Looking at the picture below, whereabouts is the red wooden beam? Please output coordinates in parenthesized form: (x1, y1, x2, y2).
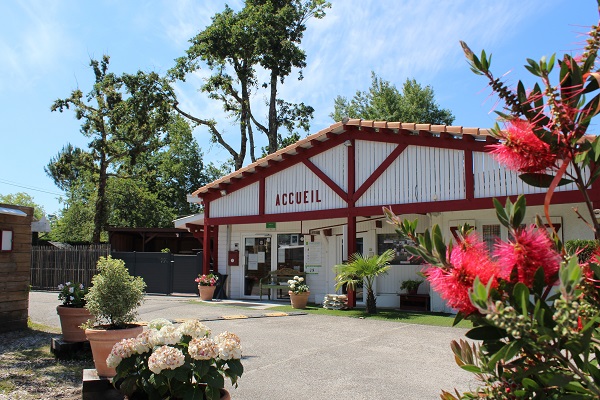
(203, 202, 211, 275)
(465, 149, 475, 201)
(302, 159, 348, 203)
(200, 135, 348, 203)
(353, 144, 408, 202)
(204, 189, 594, 226)
(259, 178, 265, 215)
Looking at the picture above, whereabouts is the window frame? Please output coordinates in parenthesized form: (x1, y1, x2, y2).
(1, 229, 14, 252)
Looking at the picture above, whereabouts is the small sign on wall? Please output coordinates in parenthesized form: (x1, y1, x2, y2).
(266, 222, 276, 229)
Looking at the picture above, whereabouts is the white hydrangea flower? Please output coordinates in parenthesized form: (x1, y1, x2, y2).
(65, 281, 71, 286)
(134, 330, 154, 353)
(214, 331, 242, 360)
(293, 276, 300, 280)
(178, 319, 211, 339)
(148, 318, 173, 330)
(188, 337, 218, 360)
(298, 277, 304, 282)
(156, 325, 182, 345)
(106, 338, 139, 368)
(148, 345, 185, 375)
(57, 284, 64, 290)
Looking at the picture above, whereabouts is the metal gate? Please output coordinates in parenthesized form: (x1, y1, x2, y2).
(112, 252, 203, 295)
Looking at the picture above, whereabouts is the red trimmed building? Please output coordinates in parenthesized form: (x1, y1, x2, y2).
(176, 119, 599, 312)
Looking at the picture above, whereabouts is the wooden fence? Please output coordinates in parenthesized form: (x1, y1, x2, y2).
(30, 244, 111, 290)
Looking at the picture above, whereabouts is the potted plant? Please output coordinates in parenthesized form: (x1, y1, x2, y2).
(287, 276, 310, 309)
(56, 281, 90, 342)
(83, 256, 146, 377)
(109, 318, 243, 400)
(196, 273, 219, 301)
(334, 249, 395, 314)
(400, 279, 424, 295)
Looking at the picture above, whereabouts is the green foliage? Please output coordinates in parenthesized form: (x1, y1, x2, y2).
(330, 72, 455, 125)
(57, 282, 89, 308)
(169, 0, 330, 168)
(334, 249, 395, 314)
(461, 17, 600, 238)
(0, 192, 46, 220)
(84, 256, 146, 329)
(565, 239, 599, 263)
(388, 196, 600, 398)
(51, 55, 172, 243)
(400, 279, 423, 293)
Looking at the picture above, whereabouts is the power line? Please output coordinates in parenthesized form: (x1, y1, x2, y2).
(0, 179, 64, 196)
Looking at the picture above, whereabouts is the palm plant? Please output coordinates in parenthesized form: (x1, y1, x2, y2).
(334, 249, 395, 314)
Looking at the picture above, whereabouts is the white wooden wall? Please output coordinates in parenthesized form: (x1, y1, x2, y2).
(211, 182, 259, 218)
(265, 163, 346, 214)
(356, 145, 465, 207)
(310, 144, 348, 192)
(472, 152, 583, 198)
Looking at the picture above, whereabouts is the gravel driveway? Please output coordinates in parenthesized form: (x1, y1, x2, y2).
(25, 291, 478, 399)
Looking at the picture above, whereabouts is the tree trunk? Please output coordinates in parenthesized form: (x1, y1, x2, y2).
(92, 150, 108, 244)
(366, 288, 377, 314)
(267, 71, 279, 154)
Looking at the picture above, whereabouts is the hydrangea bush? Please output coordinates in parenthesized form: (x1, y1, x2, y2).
(57, 281, 88, 308)
(384, 5, 600, 398)
(288, 276, 309, 294)
(109, 318, 243, 400)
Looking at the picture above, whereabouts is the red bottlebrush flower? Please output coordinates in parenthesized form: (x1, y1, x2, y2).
(487, 119, 556, 173)
(425, 233, 500, 315)
(494, 226, 561, 287)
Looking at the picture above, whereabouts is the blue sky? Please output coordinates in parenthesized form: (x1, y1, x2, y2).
(0, 0, 597, 215)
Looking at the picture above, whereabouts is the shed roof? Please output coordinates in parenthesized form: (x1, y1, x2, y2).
(191, 119, 493, 199)
(0, 206, 28, 217)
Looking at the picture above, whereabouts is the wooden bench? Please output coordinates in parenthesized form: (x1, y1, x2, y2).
(259, 268, 305, 301)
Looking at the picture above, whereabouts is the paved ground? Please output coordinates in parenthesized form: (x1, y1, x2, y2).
(30, 291, 478, 399)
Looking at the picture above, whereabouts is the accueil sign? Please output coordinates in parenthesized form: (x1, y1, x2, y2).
(275, 189, 322, 206)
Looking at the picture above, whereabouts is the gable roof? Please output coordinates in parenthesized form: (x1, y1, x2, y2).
(191, 119, 494, 199)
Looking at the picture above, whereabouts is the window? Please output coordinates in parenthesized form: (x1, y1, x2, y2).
(1, 230, 13, 252)
(482, 224, 501, 253)
(377, 234, 422, 264)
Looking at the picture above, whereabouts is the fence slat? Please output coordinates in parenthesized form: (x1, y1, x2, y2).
(30, 244, 110, 290)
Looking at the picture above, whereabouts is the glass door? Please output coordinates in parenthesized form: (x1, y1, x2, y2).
(243, 236, 271, 296)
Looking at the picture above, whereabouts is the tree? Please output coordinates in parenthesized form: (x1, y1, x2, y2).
(334, 249, 395, 314)
(0, 192, 46, 220)
(168, 0, 330, 169)
(330, 72, 455, 125)
(51, 55, 172, 243)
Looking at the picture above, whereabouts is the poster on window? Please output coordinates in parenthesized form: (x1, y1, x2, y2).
(377, 234, 422, 264)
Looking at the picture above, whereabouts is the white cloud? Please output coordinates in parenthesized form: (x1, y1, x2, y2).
(0, 0, 75, 93)
(160, 0, 244, 49)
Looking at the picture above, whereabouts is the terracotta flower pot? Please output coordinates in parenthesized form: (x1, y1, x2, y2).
(56, 305, 92, 342)
(289, 291, 310, 309)
(85, 324, 143, 377)
(199, 285, 216, 301)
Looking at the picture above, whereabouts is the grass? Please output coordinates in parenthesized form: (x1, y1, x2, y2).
(270, 304, 473, 328)
(188, 299, 472, 328)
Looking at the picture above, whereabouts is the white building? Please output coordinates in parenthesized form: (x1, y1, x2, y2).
(176, 119, 597, 312)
